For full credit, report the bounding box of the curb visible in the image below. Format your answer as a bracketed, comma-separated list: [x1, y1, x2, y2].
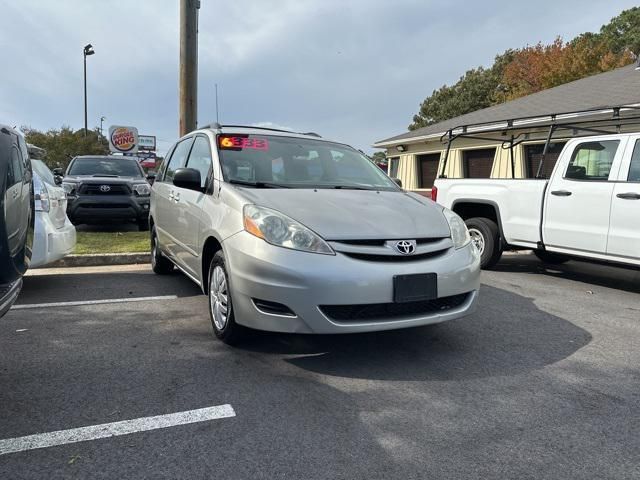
[48, 252, 151, 268]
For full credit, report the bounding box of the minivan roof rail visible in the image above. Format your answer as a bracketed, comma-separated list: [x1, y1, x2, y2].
[199, 123, 321, 137]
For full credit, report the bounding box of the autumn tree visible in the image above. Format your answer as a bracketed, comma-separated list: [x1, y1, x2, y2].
[408, 7, 639, 130]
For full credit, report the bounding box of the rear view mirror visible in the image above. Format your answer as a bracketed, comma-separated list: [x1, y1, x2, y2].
[173, 168, 202, 192]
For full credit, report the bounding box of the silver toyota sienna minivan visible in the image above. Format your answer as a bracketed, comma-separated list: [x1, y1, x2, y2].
[150, 125, 480, 344]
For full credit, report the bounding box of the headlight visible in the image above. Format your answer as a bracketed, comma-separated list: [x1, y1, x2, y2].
[443, 208, 470, 249]
[133, 183, 151, 196]
[62, 182, 77, 196]
[243, 205, 334, 255]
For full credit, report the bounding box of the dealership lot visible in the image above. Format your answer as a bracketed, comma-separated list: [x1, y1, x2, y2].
[1, 256, 639, 479]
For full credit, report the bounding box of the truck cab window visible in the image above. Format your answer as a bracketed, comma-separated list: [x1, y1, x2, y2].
[628, 140, 640, 182]
[565, 140, 619, 181]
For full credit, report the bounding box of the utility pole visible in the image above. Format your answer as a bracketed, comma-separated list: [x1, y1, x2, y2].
[179, 0, 199, 136]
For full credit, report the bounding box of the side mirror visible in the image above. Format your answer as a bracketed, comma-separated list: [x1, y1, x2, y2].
[393, 177, 403, 188]
[53, 167, 64, 176]
[54, 175, 63, 186]
[146, 172, 156, 185]
[173, 168, 202, 192]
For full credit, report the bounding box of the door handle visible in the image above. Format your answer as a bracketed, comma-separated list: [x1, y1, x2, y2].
[168, 191, 175, 201]
[174, 192, 180, 202]
[551, 190, 572, 197]
[550, 190, 572, 197]
[616, 192, 640, 200]
[12, 189, 19, 199]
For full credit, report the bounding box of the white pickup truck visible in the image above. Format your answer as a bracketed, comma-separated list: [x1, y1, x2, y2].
[433, 132, 640, 269]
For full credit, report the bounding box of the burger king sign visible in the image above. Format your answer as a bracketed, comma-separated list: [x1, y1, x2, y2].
[108, 126, 139, 154]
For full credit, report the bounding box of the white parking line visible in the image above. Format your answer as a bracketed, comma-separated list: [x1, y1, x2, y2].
[11, 295, 178, 310]
[0, 404, 236, 455]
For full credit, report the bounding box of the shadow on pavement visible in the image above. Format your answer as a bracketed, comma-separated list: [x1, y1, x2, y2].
[493, 253, 640, 294]
[17, 270, 202, 304]
[236, 284, 591, 381]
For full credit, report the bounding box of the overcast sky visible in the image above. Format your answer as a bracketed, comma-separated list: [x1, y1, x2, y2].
[1, 0, 637, 154]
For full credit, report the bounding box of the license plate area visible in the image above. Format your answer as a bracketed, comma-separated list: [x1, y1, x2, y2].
[393, 273, 438, 303]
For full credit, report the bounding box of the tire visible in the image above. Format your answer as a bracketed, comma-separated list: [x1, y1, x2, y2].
[207, 251, 246, 345]
[150, 226, 174, 274]
[138, 218, 150, 231]
[534, 250, 570, 265]
[465, 217, 503, 269]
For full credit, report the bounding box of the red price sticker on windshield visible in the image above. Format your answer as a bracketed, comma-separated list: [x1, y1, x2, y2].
[219, 136, 269, 151]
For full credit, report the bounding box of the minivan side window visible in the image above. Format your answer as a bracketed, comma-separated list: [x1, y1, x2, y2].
[186, 136, 213, 188]
[164, 138, 193, 182]
[9, 145, 23, 187]
[628, 140, 640, 182]
[565, 140, 619, 181]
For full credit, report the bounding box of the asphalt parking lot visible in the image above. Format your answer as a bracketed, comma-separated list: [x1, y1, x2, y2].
[1, 254, 639, 479]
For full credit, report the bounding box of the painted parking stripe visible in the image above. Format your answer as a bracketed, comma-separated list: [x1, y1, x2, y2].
[0, 404, 236, 455]
[12, 295, 178, 310]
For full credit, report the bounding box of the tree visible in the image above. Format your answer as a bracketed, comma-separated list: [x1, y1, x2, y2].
[408, 51, 513, 130]
[501, 36, 633, 101]
[371, 151, 387, 162]
[600, 6, 640, 56]
[408, 7, 639, 130]
[22, 126, 109, 170]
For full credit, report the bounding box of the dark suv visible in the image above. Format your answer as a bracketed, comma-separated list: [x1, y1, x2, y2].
[62, 155, 152, 230]
[1, 125, 34, 317]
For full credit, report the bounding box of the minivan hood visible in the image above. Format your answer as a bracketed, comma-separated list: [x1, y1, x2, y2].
[233, 188, 450, 240]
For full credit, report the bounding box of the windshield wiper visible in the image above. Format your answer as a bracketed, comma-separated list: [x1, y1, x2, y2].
[227, 179, 290, 189]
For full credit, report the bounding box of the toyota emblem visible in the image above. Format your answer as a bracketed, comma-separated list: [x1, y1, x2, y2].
[394, 240, 416, 255]
[99, 185, 111, 192]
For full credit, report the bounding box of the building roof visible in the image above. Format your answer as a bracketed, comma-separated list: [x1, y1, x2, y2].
[374, 63, 640, 147]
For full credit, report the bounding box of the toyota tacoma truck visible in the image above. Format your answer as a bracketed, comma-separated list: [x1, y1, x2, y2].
[62, 155, 152, 230]
[433, 132, 640, 269]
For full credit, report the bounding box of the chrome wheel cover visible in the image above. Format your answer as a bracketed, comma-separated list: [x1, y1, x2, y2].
[210, 266, 230, 330]
[468, 228, 485, 256]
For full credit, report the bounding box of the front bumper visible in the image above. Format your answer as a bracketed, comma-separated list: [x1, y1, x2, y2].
[66, 195, 150, 223]
[31, 214, 77, 268]
[223, 231, 480, 334]
[0, 279, 22, 318]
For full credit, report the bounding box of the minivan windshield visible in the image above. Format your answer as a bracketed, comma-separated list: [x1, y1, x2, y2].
[217, 134, 398, 190]
[68, 157, 143, 177]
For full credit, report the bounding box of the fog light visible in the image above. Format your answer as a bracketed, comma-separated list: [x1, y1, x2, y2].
[143, 204, 149, 209]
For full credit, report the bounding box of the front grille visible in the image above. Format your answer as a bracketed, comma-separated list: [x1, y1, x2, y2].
[320, 293, 469, 322]
[80, 184, 130, 195]
[340, 249, 448, 262]
[332, 237, 446, 247]
[80, 204, 131, 209]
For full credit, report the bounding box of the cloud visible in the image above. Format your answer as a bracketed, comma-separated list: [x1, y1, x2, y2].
[1, 0, 637, 154]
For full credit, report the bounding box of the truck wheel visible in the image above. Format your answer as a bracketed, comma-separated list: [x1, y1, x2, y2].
[465, 217, 502, 269]
[151, 226, 174, 274]
[208, 251, 246, 345]
[534, 250, 570, 265]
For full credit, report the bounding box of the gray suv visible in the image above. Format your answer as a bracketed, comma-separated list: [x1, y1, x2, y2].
[150, 125, 480, 344]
